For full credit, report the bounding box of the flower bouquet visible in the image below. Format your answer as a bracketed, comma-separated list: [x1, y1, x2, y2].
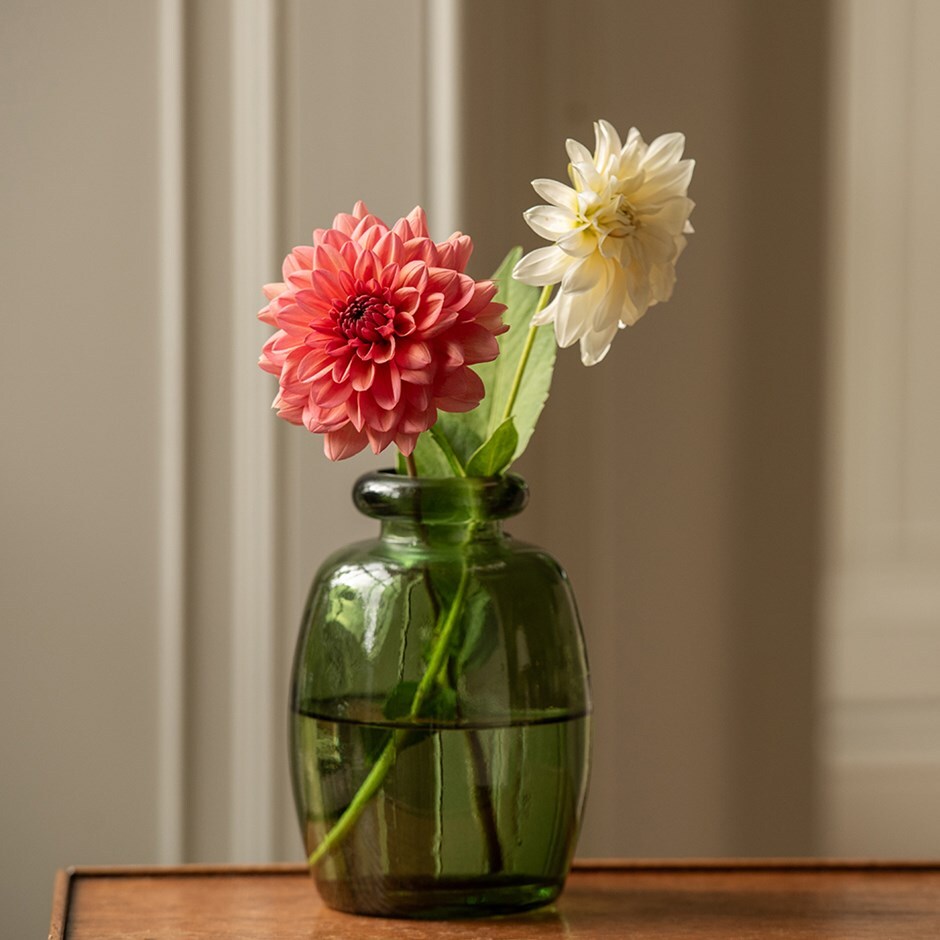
[259, 120, 694, 918]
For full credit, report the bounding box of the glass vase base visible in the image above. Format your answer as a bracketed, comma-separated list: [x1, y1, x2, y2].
[313, 873, 564, 919]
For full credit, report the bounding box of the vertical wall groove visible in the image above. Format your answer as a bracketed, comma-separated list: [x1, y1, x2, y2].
[424, 0, 462, 238]
[230, 0, 278, 862]
[157, 0, 186, 866]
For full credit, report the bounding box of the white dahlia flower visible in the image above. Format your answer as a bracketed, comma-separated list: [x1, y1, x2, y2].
[513, 120, 695, 365]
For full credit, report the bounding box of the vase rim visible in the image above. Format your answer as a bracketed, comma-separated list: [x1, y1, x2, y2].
[353, 469, 529, 523]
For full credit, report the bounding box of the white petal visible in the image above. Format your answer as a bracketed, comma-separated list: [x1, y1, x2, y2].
[531, 293, 557, 327]
[553, 290, 592, 348]
[570, 159, 604, 194]
[642, 132, 685, 172]
[562, 253, 607, 295]
[531, 178, 578, 210]
[638, 224, 678, 264]
[592, 265, 627, 332]
[524, 205, 578, 240]
[579, 321, 619, 366]
[593, 120, 622, 170]
[556, 226, 595, 257]
[566, 138, 592, 164]
[638, 159, 694, 199]
[512, 245, 571, 286]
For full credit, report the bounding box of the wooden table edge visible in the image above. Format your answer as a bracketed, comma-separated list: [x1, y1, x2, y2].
[48, 857, 940, 940]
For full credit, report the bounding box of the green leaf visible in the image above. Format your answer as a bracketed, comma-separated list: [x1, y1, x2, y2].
[409, 426, 456, 478]
[433, 247, 556, 469]
[465, 417, 518, 477]
[455, 584, 499, 675]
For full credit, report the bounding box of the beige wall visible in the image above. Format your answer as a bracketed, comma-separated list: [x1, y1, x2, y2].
[1, 0, 165, 935]
[3, 1, 938, 937]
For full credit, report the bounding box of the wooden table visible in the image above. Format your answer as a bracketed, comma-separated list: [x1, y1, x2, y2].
[49, 860, 940, 939]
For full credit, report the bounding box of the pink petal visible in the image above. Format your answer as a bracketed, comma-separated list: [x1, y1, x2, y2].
[324, 425, 368, 460]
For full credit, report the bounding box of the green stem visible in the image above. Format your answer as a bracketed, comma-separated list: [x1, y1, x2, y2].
[501, 283, 554, 422]
[307, 562, 472, 868]
[404, 452, 418, 477]
[430, 423, 466, 477]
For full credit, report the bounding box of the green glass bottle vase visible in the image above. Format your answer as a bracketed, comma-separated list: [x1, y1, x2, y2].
[289, 471, 591, 918]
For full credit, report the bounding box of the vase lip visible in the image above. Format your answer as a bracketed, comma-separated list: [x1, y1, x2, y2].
[353, 469, 529, 523]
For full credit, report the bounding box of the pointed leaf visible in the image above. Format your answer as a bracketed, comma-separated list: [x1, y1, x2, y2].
[465, 417, 518, 477]
[409, 427, 455, 477]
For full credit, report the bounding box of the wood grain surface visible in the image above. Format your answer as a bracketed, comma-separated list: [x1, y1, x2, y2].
[49, 860, 940, 939]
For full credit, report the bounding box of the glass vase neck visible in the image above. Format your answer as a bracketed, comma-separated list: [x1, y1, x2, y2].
[352, 470, 528, 543]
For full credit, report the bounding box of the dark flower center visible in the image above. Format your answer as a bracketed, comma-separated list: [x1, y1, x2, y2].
[334, 285, 395, 345]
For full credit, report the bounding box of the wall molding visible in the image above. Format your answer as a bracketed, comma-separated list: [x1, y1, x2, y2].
[229, 0, 278, 863]
[157, 0, 185, 866]
[424, 0, 462, 238]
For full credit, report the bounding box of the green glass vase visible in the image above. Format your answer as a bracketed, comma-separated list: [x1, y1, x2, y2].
[289, 471, 591, 918]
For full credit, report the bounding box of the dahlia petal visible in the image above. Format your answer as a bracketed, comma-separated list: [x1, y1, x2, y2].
[556, 226, 595, 257]
[324, 425, 368, 461]
[569, 160, 605, 194]
[394, 431, 420, 456]
[345, 394, 365, 431]
[397, 260, 429, 290]
[562, 253, 607, 295]
[349, 358, 375, 392]
[579, 320, 619, 366]
[524, 205, 578, 240]
[639, 159, 694, 198]
[362, 398, 401, 432]
[566, 138, 592, 164]
[550, 291, 590, 348]
[366, 425, 398, 454]
[391, 286, 420, 315]
[392, 310, 416, 336]
[311, 243, 346, 275]
[296, 349, 332, 382]
[403, 237, 434, 264]
[436, 367, 484, 409]
[396, 340, 432, 370]
[404, 384, 431, 411]
[512, 245, 571, 286]
[351, 213, 386, 244]
[593, 120, 622, 171]
[283, 246, 314, 277]
[461, 280, 499, 315]
[414, 292, 444, 329]
[275, 303, 316, 336]
[371, 364, 402, 409]
[438, 338, 466, 370]
[531, 178, 578, 211]
[437, 234, 472, 272]
[399, 367, 434, 386]
[403, 206, 430, 238]
[374, 230, 404, 266]
[258, 302, 278, 326]
[353, 249, 378, 282]
[642, 132, 686, 172]
[638, 224, 678, 264]
[400, 409, 436, 434]
[449, 323, 499, 364]
[368, 338, 397, 365]
[315, 377, 352, 408]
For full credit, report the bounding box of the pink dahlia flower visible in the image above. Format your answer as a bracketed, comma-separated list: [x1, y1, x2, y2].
[259, 202, 506, 460]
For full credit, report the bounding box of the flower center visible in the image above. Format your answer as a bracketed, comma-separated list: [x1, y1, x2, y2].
[612, 196, 639, 236]
[334, 285, 395, 344]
